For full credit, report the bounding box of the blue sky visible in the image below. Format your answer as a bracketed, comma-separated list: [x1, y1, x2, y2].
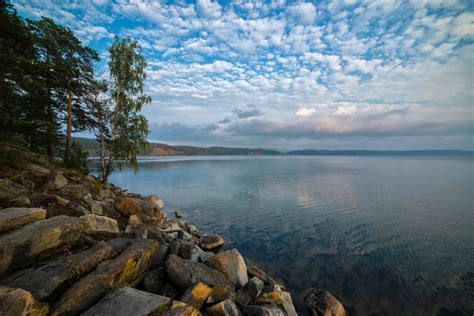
[15, 0, 474, 150]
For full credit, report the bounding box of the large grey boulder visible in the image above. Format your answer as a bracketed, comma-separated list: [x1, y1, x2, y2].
[304, 288, 346, 316]
[52, 239, 159, 315]
[165, 254, 231, 290]
[0, 215, 84, 276]
[82, 287, 172, 316]
[0, 285, 49, 316]
[205, 249, 248, 288]
[81, 214, 119, 237]
[0, 207, 46, 234]
[1, 239, 128, 301]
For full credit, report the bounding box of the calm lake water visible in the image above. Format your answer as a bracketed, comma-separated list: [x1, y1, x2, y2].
[98, 156, 473, 315]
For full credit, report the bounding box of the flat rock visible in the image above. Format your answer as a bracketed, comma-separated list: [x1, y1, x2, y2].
[52, 239, 159, 315]
[240, 305, 285, 316]
[0, 285, 49, 316]
[165, 254, 231, 290]
[205, 299, 241, 316]
[205, 249, 248, 288]
[180, 282, 213, 309]
[0, 207, 47, 234]
[304, 288, 346, 316]
[1, 239, 128, 302]
[0, 215, 84, 276]
[200, 233, 224, 251]
[81, 214, 119, 237]
[82, 287, 172, 316]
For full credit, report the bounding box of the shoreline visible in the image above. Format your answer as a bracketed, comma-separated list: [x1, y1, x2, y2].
[0, 142, 346, 315]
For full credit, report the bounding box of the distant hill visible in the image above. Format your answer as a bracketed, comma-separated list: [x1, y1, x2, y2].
[287, 149, 474, 156]
[73, 137, 282, 156]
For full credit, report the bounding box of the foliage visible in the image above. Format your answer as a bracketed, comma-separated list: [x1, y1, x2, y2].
[63, 141, 89, 174]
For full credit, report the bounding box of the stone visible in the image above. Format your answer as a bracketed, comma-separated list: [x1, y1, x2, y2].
[240, 305, 285, 315]
[46, 172, 68, 190]
[27, 163, 51, 176]
[59, 183, 92, 200]
[0, 207, 47, 234]
[205, 299, 241, 316]
[0, 215, 84, 276]
[125, 224, 148, 239]
[175, 211, 182, 218]
[115, 196, 141, 217]
[84, 198, 104, 215]
[207, 284, 235, 304]
[0, 285, 49, 316]
[304, 288, 346, 316]
[0, 178, 28, 207]
[235, 289, 251, 306]
[11, 195, 31, 207]
[145, 194, 164, 210]
[279, 291, 297, 316]
[165, 254, 231, 290]
[180, 282, 213, 309]
[255, 291, 284, 305]
[81, 214, 119, 237]
[170, 239, 203, 262]
[52, 239, 159, 315]
[129, 214, 142, 226]
[48, 201, 90, 217]
[186, 223, 200, 237]
[143, 267, 166, 294]
[1, 239, 128, 302]
[205, 249, 248, 288]
[200, 233, 225, 251]
[200, 251, 215, 263]
[82, 287, 172, 316]
[162, 300, 202, 316]
[161, 282, 180, 299]
[243, 277, 264, 301]
[246, 262, 275, 285]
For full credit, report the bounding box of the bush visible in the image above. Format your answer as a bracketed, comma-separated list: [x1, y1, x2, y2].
[64, 141, 89, 174]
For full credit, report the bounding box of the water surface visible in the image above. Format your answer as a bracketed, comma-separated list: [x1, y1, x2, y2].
[98, 156, 473, 315]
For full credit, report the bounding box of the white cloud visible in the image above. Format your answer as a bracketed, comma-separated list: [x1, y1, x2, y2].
[289, 2, 317, 25]
[196, 0, 222, 19]
[296, 107, 317, 117]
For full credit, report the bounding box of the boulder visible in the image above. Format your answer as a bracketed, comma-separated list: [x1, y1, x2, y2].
[165, 254, 231, 290]
[255, 291, 284, 305]
[143, 267, 167, 294]
[240, 305, 285, 315]
[81, 214, 119, 237]
[279, 291, 297, 316]
[162, 300, 202, 316]
[0, 215, 84, 276]
[115, 196, 141, 217]
[145, 194, 164, 210]
[242, 277, 264, 301]
[48, 201, 89, 217]
[59, 183, 92, 200]
[0, 178, 28, 207]
[180, 282, 213, 309]
[129, 214, 142, 226]
[205, 299, 241, 316]
[0, 285, 49, 316]
[46, 172, 68, 190]
[0, 207, 47, 234]
[246, 262, 275, 285]
[169, 239, 203, 262]
[207, 284, 235, 304]
[82, 287, 172, 316]
[200, 251, 215, 263]
[52, 239, 159, 315]
[205, 249, 248, 288]
[175, 211, 182, 218]
[161, 282, 180, 299]
[235, 289, 251, 306]
[1, 239, 128, 302]
[304, 288, 346, 316]
[27, 163, 51, 176]
[200, 234, 224, 251]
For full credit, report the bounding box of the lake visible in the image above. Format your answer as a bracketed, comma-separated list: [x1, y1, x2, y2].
[97, 155, 474, 315]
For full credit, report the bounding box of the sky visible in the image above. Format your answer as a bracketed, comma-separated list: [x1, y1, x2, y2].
[14, 0, 474, 150]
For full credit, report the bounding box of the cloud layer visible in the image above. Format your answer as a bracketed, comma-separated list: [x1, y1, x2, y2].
[15, 0, 474, 149]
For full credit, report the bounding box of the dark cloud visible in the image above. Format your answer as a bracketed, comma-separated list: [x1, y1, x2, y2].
[233, 108, 263, 119]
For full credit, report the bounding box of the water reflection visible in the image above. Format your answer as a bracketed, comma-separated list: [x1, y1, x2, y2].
[102, 156, 474, 315]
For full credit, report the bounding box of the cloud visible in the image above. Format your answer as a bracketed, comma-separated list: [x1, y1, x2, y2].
[233, 108, 263, 119]
[296, 107, 316, 117]
[289, 2, 317, 25]
[196, 0, 222, 19]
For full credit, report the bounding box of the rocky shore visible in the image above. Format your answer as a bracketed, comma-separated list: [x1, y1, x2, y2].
[0, 142, 346, 316]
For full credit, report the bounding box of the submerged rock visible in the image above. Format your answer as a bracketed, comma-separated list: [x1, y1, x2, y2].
[205, 249, 248, 288]
[304, 288, 346, 316]
[165, 254, 231, 290]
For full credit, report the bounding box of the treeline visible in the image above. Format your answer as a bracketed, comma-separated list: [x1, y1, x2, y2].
[0, 3, 150, 183]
